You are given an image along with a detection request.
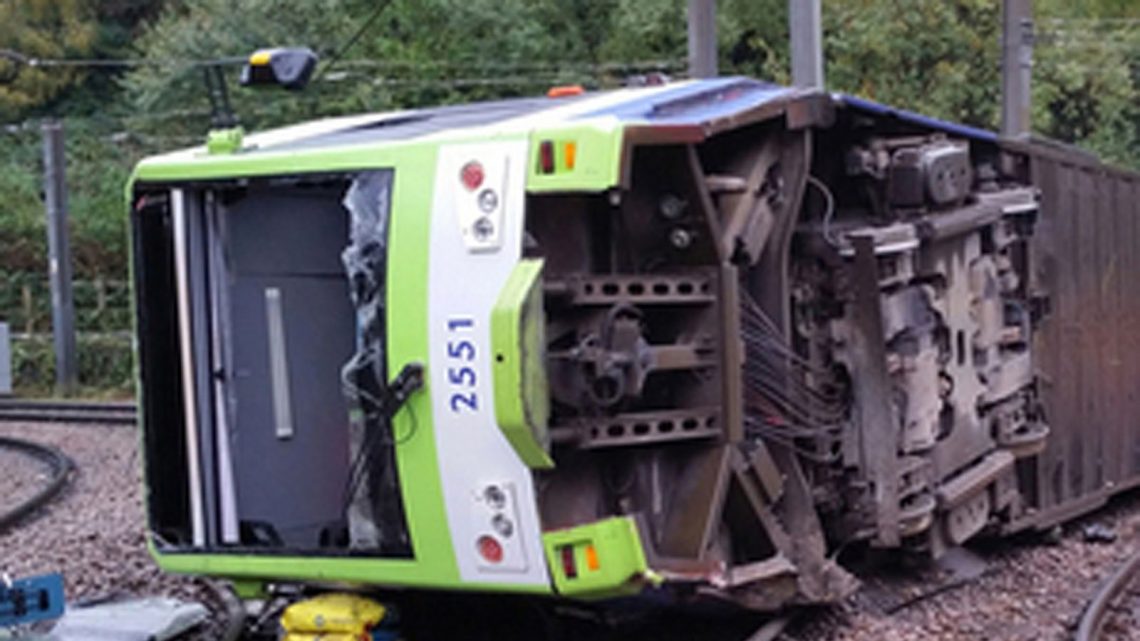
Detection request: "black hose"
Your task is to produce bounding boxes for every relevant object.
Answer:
[0,435,75,532]
[203,581,248,641]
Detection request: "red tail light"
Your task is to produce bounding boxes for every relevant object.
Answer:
[460,161,484,191]
[560,545,577,579]
[477,535,503,564]
[538,141,555,174]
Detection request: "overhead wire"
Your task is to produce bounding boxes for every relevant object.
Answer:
[1,46,684,136]
[0,49,246,69]
[329,58,684,72]
[311,0,394,83]
[1040,17,1140,25]
[0,46,683,76]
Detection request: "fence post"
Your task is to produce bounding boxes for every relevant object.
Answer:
[0,322,10,395]
[21,284,33,334]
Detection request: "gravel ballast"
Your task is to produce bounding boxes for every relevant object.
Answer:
[789,494,1140,641]
[0,446,52,515]
[4,419,1140,641]
[0,421,225,639]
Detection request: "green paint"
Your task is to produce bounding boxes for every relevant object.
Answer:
[132,117,628,192]
[124,180,158,570]
[491,259,553,469]
[525,120,626,193]
[542,516,653,598]
[133,137,428,183]
[155,553,536,594]
[128,138,543,592]
[127,115,629,594]
[230,580,266,599]
[379,142,460,584]
[206,127,245,155]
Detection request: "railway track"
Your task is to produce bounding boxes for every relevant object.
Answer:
[0,435,74,532]
[1075,547,1140,641]
[0,399,136,425]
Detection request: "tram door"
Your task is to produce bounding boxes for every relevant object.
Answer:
[214,184,356,549]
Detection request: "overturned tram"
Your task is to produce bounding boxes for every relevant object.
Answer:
[129,78,1140,610]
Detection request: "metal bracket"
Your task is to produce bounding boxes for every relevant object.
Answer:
[849,235,902,547]
[385,362,425,416]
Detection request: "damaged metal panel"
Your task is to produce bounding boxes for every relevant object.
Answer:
[128,77,1140,612]
[1022,144,1140,527]
[657,445,732,559]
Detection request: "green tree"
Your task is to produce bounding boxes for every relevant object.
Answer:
[715,0,1140,169]
[821,0,1002,128]
[0,0,99,120]
[120,0,591,135]
[120,0,359,133]
[1030,5,1140,167]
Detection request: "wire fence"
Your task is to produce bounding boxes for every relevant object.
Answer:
[9,332,134,396]
[0,274,131,335]
[0,274,134,393]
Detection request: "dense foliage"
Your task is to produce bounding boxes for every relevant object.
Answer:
[0,0,1137,393]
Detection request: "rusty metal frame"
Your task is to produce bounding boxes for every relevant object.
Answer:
[847,235,901,547]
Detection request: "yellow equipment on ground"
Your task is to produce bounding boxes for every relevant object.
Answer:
[280,593,387,640]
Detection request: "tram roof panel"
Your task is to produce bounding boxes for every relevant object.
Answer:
[135,77,1000,177]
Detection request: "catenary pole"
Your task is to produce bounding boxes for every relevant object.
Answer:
[688,0,717,78]
[789,0,824,88]
[1001,0,1034,137]
[42,120,77,396]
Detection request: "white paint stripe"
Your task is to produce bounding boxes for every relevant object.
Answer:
[171,188,206,547]
[144,111,416,163]
[146,83,691,164]
[418,81,694,141]
[427,140,549,586]
[242,111,416,149]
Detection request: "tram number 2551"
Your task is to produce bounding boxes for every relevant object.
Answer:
[446,317,479,413]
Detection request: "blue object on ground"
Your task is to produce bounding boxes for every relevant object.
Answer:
[0,573,65,628]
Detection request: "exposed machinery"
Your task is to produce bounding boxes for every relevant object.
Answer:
[128,75,1140,613]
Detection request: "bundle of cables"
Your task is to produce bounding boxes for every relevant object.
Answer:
[337,343,416,554]
[740,293,848,463]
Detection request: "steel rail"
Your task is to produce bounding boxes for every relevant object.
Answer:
[0,399,136,425]
[1075,547,1140,641]
[0,435,75,532]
